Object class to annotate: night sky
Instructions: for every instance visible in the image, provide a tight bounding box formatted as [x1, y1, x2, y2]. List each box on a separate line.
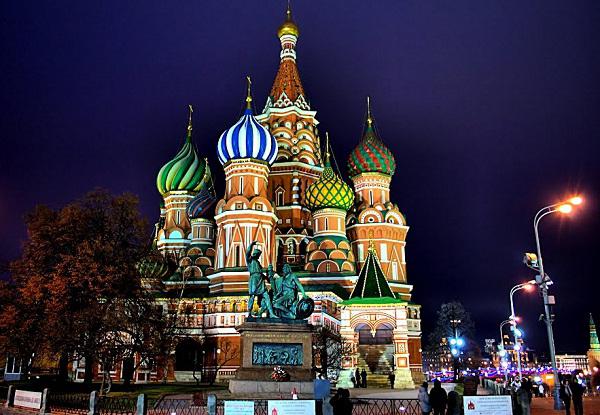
[1, 1, 598, 356]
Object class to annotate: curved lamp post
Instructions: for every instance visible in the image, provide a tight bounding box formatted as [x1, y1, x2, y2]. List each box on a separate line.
[530, 196, 583, 410]
[509, 282, 534, 379]
[499, 319, 513, 381]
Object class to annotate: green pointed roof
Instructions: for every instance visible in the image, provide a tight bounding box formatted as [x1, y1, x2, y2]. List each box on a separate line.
[344, 244, 402, 304]
[590, 313, 600, 350]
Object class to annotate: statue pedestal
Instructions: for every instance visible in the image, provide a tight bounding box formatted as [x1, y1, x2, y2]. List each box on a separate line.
[229, 319, 314, 395]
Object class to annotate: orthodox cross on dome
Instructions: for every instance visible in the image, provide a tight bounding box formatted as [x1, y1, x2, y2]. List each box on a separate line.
[366, 96, 373, 128]
[187, 104, 193, 133]
[245, 75, 253, 110]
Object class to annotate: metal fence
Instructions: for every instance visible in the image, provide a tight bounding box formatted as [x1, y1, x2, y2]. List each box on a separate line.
[350, 398, 421, 415]
[48, 393, 90, 415]
[30, 392, 421, 415]
[97, 396, 139, 415]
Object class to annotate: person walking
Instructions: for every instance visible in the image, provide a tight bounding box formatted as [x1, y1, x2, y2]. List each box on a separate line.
[360, 368, 368, 388]
[330, 388, 353, 415]
[429, 379, 448, 415]
[559, 378, 572, 415]
[388, 371, 395, 389]
[571, 377, 585, 415]
[516, 379, 532, 415]
[419, 382, 432, 415]
[446, 390, 461, 415]
[355, 368, 361, 388]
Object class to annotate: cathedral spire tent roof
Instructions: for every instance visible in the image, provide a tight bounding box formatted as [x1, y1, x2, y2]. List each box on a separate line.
[266, 3, 310, 111]
[590, 313, 600, 350]
[342, 243, 404, 305]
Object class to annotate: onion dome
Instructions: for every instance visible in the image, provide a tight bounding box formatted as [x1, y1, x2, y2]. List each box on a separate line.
[156, 106, 207, 195]
[186, 164, 216, 219]
[137, 253, 171, 280]
[277, 3, 299, 38]
[347, 97, 396, 178]
[217, 77, 278, 165]
[305, 134, 354, 211]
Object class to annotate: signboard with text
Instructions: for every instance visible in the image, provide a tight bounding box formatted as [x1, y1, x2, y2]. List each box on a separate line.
[463, 395, 512, 415]
[267, 400, 316, 415]
[224, 400, 254, 415]
[14, 390, 42, 409]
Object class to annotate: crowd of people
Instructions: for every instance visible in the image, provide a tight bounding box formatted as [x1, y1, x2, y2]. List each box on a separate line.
[350, 367, 369, 388]
[502, 373, 588, 415]
[418, 380, 462, 415]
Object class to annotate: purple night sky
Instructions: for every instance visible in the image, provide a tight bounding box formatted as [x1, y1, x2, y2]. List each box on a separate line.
[1, 1, 598, 354]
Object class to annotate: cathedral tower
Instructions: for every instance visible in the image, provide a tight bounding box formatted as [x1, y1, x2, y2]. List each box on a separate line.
[346, 98, 411, 299]
[212, 78, 278, 293]
[256, 5, 323, 268]
[304, 135, 355, 277]
[155, 107, 210, 255]
[588, 313, 600, 372]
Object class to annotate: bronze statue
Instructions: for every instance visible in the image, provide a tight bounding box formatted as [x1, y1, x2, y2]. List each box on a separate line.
[246, 242, 277, 318]
[246, 241, 314, 320]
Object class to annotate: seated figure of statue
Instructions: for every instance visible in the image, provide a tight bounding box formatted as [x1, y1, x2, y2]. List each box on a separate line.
[272, 263, 306, 319]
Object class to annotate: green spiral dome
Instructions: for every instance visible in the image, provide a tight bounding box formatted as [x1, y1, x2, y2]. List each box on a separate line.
[137, 255, 171, 280]
[305, 157, 354, 211]
[156, 126, 206, 196]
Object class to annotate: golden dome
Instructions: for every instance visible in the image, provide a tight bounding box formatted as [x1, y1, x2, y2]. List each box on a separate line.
[277, 6, 299, 38]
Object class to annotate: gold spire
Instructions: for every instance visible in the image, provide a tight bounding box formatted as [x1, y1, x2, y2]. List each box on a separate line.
[187, 104, 193, 134]
[245, 76, 252, 110]
[278, 0, 299, 38]
[324, 132, 331, 165]
[366, 96, 373, 127]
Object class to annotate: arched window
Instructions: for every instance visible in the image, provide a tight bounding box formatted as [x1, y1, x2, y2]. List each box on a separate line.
[287, 240, 296, 255]
[392, 261, 398, 280]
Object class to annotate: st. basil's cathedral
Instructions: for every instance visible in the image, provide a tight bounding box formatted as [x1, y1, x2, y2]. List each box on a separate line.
[130, 6, 423, 388]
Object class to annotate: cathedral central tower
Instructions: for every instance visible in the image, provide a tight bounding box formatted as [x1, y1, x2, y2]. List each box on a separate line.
[256, 5, 323, 269]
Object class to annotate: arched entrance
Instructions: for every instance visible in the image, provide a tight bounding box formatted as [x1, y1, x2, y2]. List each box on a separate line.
[355, 323, 395, 374]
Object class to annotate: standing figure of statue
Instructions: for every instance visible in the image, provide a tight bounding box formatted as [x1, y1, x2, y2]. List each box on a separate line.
[246, 241, 277, 318]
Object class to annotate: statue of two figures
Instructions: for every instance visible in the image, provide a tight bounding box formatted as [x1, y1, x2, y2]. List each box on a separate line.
[246, 241, 314, 320]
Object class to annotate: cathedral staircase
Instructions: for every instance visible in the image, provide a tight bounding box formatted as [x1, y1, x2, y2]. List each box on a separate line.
[356, 345, 395, 388]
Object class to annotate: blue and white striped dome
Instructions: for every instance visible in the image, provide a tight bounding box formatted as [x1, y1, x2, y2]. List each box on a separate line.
[217, 108, 278, 165]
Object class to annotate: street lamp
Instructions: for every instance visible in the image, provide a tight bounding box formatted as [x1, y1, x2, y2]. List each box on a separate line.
[499, 319, 512, 381]
[528, 196, 583, 410]
[449, 317, 462, 381]
[509, 281, 535, 379]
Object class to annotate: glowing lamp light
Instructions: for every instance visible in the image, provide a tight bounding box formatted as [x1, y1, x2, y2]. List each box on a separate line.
[514, 328, 523, 338]
[569, 196, 583, 205]
[456, 338, 465, 347]
[451, 348, 459, 356]
[514, 344, 522, 351]
[450, 338, 457, 346]
[502, 361, 508, 368]
[499, 350, 507, 357]
[534, 376, 542, 382]
[558, 203, 573, 214]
